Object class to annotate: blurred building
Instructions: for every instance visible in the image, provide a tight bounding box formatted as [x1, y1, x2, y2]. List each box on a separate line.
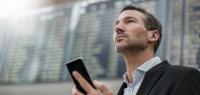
[165, 0, 200, 68]
[0, 0, 200, 95]
[0, 0, 199, 86]
[0, 4, 73, 84]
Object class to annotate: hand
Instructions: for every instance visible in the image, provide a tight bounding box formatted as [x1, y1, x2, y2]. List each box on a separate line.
[72, 71, 113, 95]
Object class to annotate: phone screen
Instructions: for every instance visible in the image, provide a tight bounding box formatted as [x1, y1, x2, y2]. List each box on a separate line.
[66, 57, 95, 94]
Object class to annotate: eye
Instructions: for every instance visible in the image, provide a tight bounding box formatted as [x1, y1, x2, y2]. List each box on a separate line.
[126, 19, 135, 23]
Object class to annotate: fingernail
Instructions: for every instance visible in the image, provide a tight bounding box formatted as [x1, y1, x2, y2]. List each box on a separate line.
[72, 71, 76, 74]
[72, 71, 78, 77]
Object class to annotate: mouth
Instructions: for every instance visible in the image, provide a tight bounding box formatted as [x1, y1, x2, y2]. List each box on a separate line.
[115, 35, 127, 43]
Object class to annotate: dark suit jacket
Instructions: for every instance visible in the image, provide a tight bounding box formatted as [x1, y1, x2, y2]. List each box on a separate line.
[117, 60, 200, 95]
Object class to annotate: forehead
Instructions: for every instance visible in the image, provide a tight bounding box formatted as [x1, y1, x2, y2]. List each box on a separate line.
[117, 10, 145, 21]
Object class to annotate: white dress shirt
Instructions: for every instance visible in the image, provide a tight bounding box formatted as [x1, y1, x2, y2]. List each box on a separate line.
[123, 56, 162, 95]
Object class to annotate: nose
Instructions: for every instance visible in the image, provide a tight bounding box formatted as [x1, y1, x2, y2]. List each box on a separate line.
[114, 22, 125, 34]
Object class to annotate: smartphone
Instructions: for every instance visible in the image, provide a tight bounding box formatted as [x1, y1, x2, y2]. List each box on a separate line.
[66, 57, 95, 94]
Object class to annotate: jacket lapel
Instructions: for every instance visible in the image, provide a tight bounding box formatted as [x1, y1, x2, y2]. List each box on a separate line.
[117, 82, 127, 95]
[136, 60, 170, 95]
[117, 60, 170, 95]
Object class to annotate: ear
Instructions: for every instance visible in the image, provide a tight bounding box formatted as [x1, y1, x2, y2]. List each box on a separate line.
[147, 30, 160, 43]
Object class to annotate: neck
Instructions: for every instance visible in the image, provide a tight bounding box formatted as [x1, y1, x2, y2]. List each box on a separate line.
[122, 49, 154, 83]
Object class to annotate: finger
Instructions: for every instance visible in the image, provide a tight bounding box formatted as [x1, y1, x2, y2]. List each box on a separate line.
[72, 71, 95, 93]
[93, 80, 113, 95]
[72, 86, 84, 95]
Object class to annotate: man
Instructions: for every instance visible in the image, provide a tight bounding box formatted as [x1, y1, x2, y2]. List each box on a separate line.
[72, 5, 200, 95]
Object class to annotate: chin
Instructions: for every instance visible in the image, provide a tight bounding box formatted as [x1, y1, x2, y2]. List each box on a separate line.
[115, 48, 120, 53]
[114, 41, 128, 52]
[115, 45, 125, 53]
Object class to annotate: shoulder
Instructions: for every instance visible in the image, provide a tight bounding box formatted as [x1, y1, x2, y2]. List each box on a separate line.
[167, 64, 199, 73]
[167, 66, 200, 95]
[167, 65, 197, 72]
[153, 61, 200, 89]
[164, 62, 200, 78]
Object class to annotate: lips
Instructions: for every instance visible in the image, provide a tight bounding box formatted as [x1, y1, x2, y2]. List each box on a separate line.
[115, 35, 127, 43]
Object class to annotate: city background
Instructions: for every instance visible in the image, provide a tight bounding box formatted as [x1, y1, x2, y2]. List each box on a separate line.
[0, 0, 199, 95]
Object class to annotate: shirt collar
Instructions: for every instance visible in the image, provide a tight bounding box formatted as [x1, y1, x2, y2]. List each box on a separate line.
[137, 56, 162, 72]
[123, 56, 162, 85]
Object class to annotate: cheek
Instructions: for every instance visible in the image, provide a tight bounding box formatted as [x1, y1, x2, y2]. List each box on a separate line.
[129, 29, 147, 41]
[126, 25, 134, 32]
[126, 26, 142, 37]
[137, 32, 148, 43]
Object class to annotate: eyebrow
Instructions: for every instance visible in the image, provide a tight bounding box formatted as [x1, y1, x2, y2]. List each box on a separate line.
[114, 16, 137, 25]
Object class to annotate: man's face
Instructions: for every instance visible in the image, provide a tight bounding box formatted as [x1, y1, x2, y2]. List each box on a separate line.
[113, 10, 149, 53]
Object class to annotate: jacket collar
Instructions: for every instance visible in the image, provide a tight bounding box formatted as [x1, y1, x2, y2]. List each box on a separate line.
[117, 60, 170, 95]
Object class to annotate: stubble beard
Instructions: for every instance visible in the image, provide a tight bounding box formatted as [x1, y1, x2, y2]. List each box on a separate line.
[115, 39, 147, 54]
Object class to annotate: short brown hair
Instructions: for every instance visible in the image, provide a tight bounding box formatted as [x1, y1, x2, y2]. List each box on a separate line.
[121, 5, 162, 53]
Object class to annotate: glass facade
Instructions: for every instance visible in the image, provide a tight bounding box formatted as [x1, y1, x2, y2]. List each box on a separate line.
[0, 0, 199, 84]
[184, 0, 200, 68]
[0, 0, 158, 84]
[165, 0, 200, 69]
[0, 5, 72, 83]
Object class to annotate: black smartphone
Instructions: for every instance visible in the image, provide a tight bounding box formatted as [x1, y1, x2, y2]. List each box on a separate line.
[66, 57, 95, 94]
